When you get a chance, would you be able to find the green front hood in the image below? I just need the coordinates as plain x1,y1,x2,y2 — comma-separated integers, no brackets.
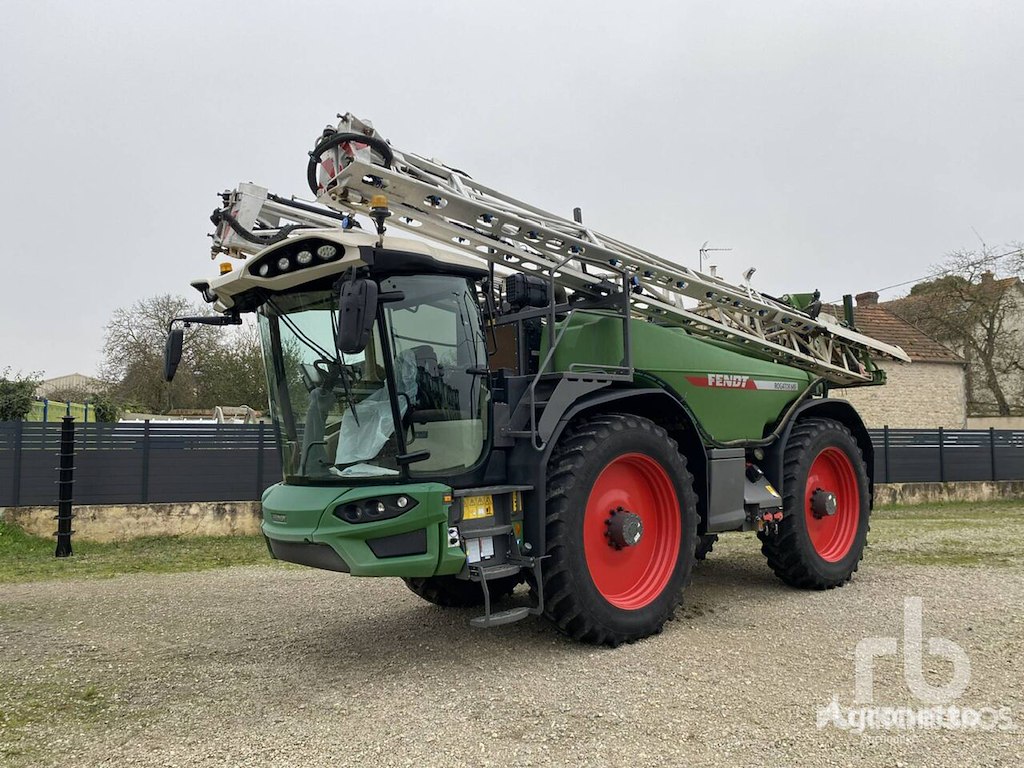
261,481,465,577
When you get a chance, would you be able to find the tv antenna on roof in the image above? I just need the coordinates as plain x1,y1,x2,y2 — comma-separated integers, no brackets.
699,241,732,273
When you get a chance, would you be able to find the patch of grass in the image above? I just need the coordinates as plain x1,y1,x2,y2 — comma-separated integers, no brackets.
0,685,108,728
875,499,1024,518
868,501,1024,568
0,522,278,584
0,681,116,766
708,501,1024,569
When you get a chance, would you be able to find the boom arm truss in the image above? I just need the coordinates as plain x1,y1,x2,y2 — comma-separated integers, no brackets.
211,114,909,387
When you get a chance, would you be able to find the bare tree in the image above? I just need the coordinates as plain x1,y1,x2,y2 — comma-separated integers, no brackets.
194,321,269,411
893,248,1024,416
101,295,223,413
101,295,271,414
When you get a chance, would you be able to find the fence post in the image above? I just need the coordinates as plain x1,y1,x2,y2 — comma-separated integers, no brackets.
12,420,24,507
256,421,265,499
54,416,75,557
883,425,891,484
989,427,997,481
42,399,48,422
937,426,945,482
140,419,151,504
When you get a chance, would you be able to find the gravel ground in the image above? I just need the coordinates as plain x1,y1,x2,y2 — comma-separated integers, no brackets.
1,536,1021,767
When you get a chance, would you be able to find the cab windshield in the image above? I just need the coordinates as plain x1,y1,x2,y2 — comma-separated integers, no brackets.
259,274,489,482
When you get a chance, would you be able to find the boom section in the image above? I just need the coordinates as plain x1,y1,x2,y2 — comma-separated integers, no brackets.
314,141,907,386
211,118,910,386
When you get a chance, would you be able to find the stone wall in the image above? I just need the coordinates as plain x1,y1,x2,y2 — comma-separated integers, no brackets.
0,501,262,543
833,361,966,428
4,481,1024,542
873,480,1024,506
966,416,1024,430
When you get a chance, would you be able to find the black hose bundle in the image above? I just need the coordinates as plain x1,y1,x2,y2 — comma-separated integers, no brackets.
306,131,394,196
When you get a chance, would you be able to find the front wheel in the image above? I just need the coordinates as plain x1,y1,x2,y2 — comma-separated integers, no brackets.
541,413,698,646
760,417,871,589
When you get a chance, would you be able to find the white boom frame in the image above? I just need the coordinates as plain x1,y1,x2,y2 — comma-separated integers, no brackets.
210,116,909,386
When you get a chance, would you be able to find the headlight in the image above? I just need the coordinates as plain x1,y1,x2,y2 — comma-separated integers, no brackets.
317,244,338,260
296,250,313,265
257,263,270,277
333,495,419,524
277,257,291,271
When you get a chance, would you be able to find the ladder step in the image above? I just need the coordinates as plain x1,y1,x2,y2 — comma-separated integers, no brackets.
470,606,531,628
473,562,521,579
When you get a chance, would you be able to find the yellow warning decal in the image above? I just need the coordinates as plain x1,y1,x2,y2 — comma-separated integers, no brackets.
462,495,494,520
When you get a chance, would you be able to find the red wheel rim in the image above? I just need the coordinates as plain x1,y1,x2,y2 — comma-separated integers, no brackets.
804,447,860,562
583,453,681,610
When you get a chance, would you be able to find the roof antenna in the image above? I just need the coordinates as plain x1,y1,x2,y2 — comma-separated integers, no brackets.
969,225,987,252
699,241,732,274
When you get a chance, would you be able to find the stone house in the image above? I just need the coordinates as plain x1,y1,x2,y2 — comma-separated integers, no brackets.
828,292,966,429
884,273,1024,418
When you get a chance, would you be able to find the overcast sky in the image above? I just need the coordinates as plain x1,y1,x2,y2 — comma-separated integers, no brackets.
2,0,1021,379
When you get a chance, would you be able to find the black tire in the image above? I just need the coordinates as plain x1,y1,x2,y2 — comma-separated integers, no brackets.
403,574,520,608
541,413,698,646
695,534,718,561
759,417,871,589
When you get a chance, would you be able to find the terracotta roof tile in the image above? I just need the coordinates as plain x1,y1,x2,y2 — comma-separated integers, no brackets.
824,303,963,363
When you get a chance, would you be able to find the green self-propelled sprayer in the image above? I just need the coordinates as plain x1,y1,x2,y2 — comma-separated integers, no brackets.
167,112,909,645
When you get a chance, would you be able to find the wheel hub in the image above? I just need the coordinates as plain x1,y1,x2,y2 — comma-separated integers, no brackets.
605,506,643,549
810,488,838,519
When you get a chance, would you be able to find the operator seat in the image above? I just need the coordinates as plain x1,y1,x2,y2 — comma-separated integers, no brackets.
407,344,467,423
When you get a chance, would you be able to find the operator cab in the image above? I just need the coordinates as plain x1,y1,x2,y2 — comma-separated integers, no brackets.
191,229,493,486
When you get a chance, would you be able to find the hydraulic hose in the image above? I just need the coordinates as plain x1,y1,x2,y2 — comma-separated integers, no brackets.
306,132,394,196
211,208,310,246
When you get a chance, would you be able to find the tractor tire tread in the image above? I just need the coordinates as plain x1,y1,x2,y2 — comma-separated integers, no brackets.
759,417,870,589
542,413,698,646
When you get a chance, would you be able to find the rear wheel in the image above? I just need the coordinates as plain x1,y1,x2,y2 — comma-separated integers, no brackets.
403,574,519,608
542,413,698,645
760,418,870,589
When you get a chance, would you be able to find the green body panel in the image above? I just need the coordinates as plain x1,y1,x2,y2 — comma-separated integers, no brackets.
550,312,813,442
261,482,465,577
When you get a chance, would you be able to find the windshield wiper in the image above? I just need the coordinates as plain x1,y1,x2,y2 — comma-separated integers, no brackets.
335,364,360,427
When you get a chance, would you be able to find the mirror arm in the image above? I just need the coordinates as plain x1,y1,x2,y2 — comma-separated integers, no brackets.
167,312,242,331
165,312,241,383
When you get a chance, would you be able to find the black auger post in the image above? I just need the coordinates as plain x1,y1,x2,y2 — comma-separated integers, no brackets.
54,415,75,557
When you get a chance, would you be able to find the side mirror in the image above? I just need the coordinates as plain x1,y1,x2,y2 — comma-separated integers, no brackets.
164,328,184,381
337,278,378,353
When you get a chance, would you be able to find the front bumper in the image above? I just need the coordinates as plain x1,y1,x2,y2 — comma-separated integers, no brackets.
266,538,351,572
261,481,465,578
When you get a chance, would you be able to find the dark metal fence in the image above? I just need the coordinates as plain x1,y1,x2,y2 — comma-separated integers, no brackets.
1,423,1023,507
0,421,281,507
870,428,1024,484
